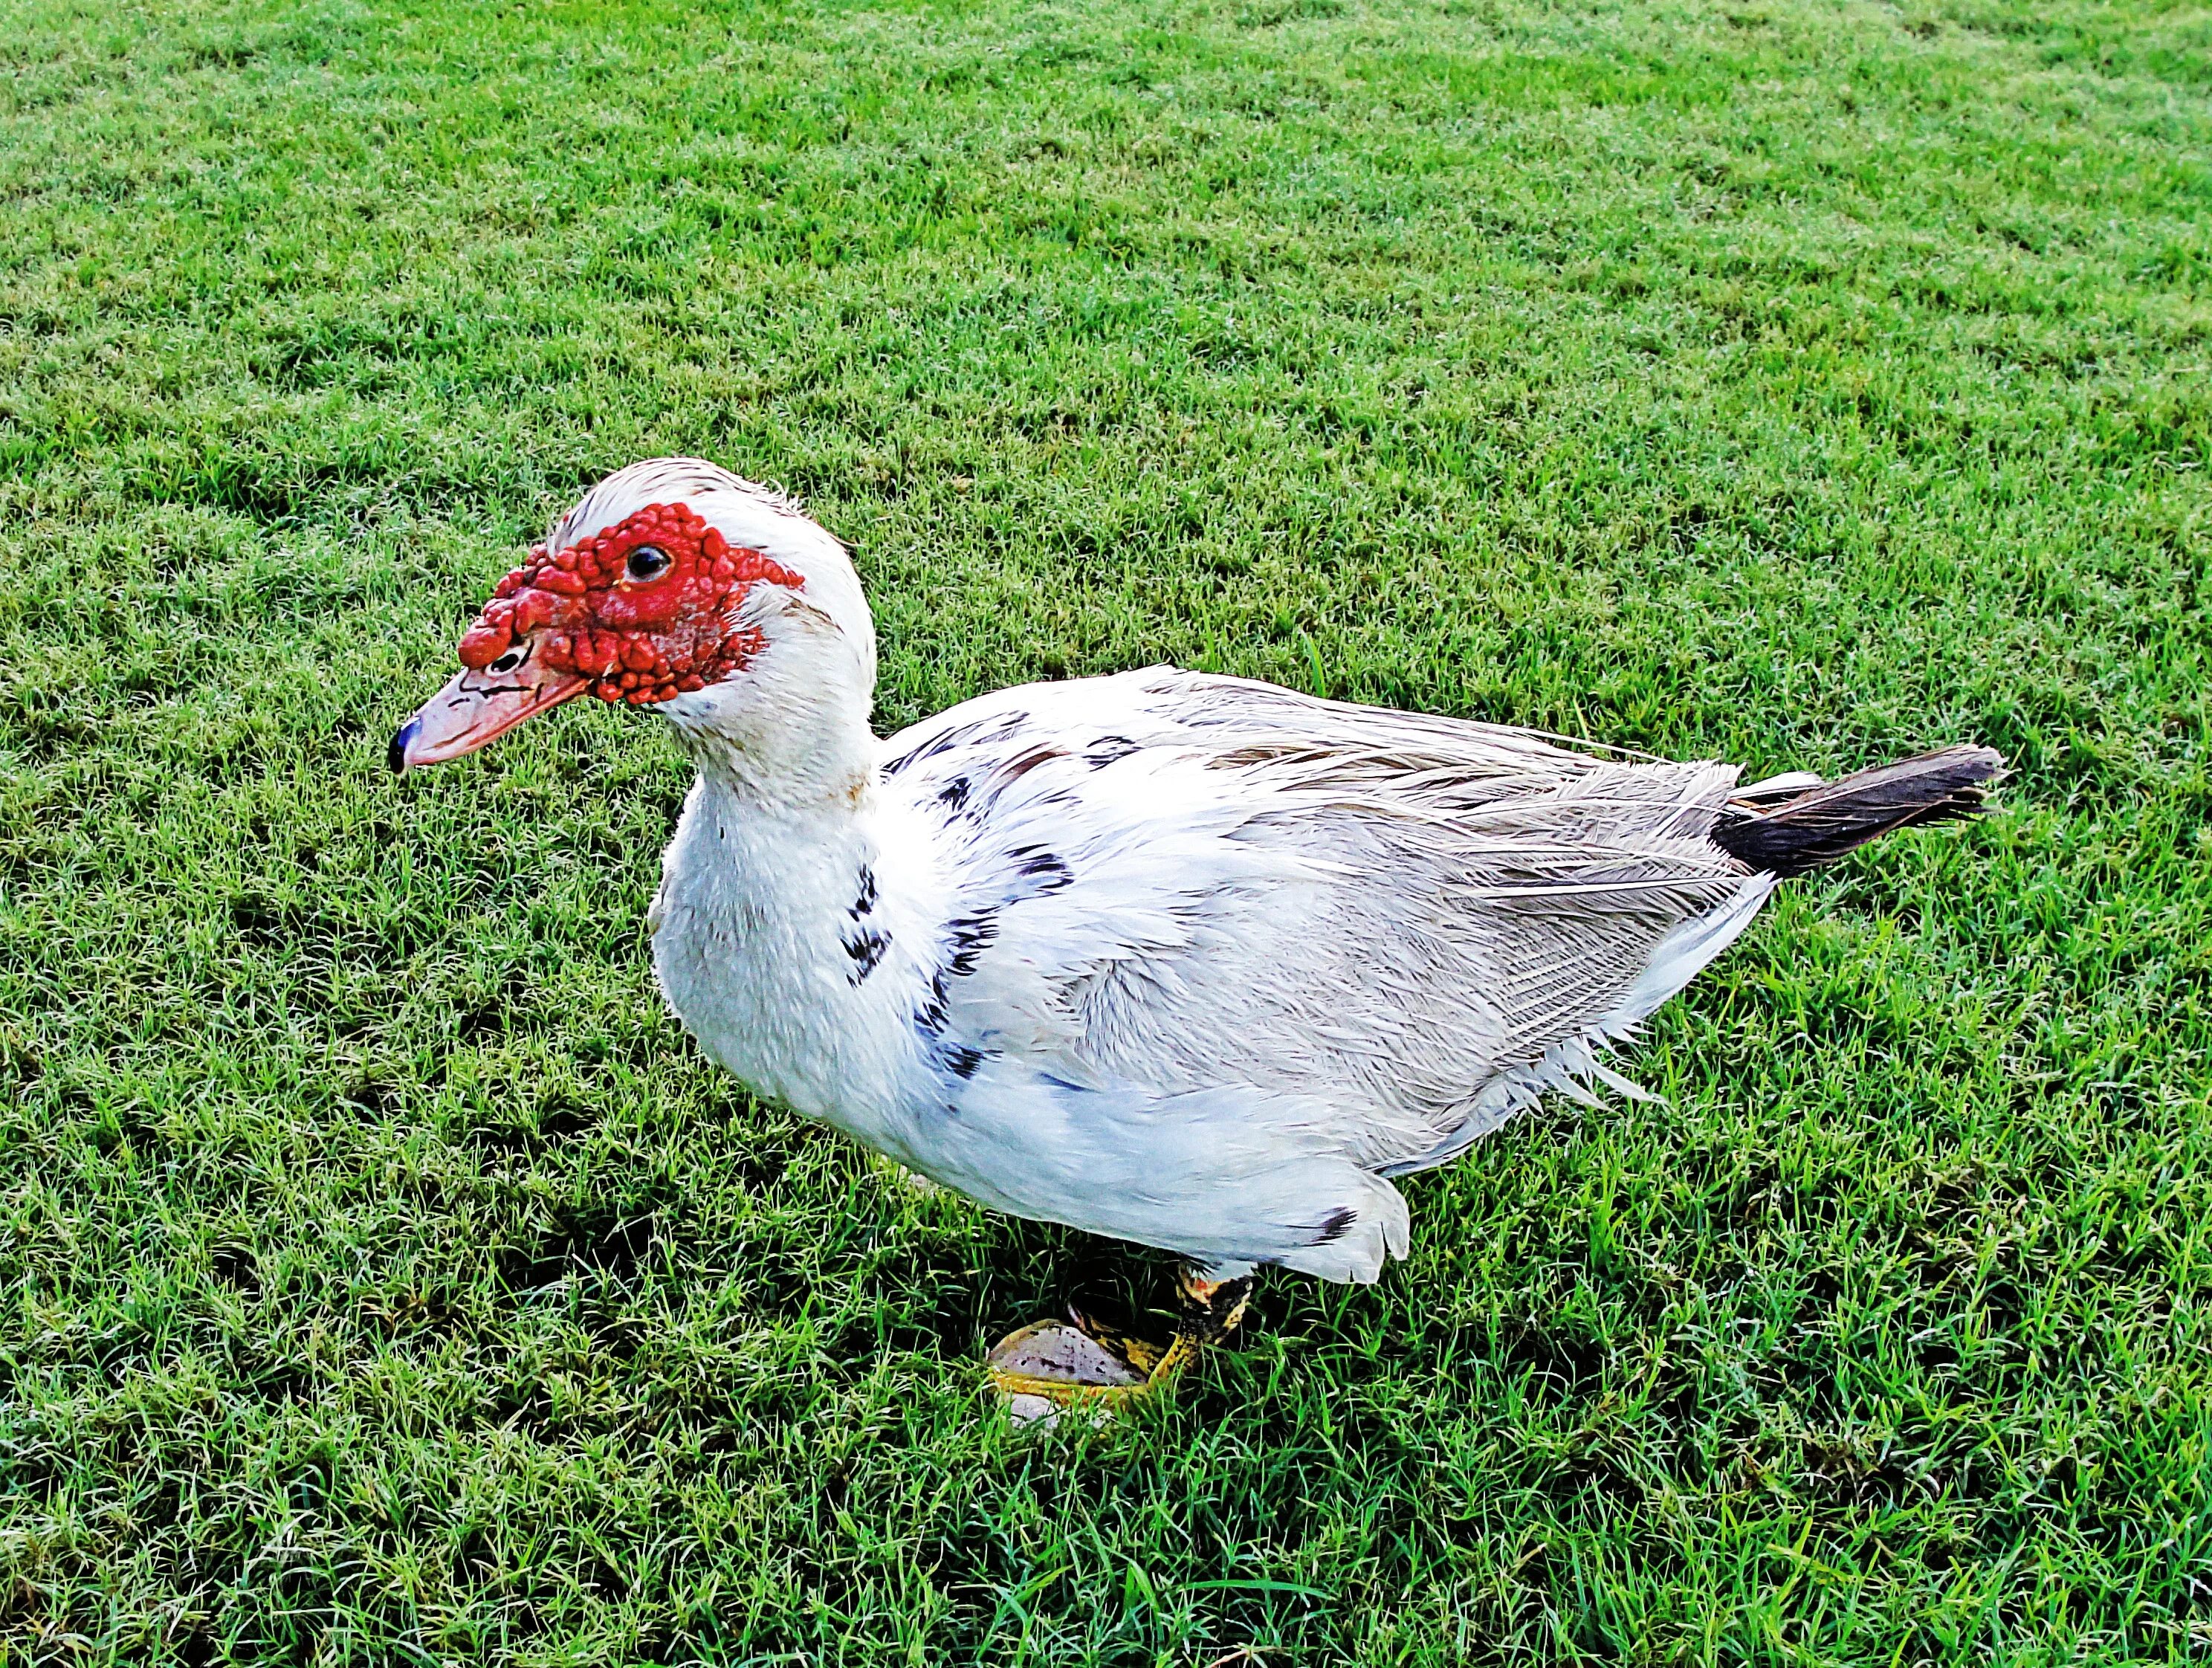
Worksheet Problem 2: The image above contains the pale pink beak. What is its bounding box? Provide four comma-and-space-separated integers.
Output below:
389, 638, 589, 772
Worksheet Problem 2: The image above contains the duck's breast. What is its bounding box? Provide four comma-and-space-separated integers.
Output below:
647, 774, 934, 1142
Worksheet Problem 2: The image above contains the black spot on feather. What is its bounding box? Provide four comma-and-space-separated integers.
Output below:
844, 926, 889, 985
884, 720, 977, 778
1313, 1207, 1356, 1245
940, 1044, 986, 1080
1007, 846, 1073, 893
942, 912, 999, 980
1084, 735, 1140, 769
912, 992, 948, 1041
885, 709, 1030, 778
913, 909, 1000, 1043
849, 864, 878, 919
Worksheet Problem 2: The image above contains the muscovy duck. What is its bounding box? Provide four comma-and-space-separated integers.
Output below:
392, 457, 2002, 1419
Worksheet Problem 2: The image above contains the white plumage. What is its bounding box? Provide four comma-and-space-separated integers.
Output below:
610, 460, 1778, 1284
397, 458, 1999, 1348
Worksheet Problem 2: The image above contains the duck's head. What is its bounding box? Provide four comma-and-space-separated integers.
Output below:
392, 458, 876, 796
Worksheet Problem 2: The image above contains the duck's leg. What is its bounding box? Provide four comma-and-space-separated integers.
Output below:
986, 1261, 1256, 1423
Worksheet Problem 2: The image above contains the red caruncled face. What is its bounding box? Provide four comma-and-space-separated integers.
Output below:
457, 502, 805, 705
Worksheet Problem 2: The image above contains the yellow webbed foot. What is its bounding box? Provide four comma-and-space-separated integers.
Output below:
985, 1316, 1195, 1425
983, 1265, 1253, 1425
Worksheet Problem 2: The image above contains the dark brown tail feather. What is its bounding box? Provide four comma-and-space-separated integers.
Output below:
1712, 744, 2005, 879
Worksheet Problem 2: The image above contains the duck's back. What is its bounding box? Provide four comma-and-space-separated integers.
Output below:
877, 667, 1771, 1188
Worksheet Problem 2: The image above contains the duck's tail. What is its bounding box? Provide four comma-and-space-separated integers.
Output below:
1712, 744, 2005, 879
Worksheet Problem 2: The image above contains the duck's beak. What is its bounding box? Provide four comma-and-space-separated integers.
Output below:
389, 640, 589, 772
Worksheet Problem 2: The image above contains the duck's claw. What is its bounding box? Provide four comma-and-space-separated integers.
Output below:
1175, 1267, 1255, 1341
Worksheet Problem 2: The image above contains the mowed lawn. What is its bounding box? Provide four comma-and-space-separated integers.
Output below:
2, 0, 2208, 1659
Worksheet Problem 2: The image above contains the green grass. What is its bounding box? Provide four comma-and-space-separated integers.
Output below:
1, 0, 2208, 1658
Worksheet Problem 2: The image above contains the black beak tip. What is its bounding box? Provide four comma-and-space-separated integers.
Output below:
388, 718, 418, 775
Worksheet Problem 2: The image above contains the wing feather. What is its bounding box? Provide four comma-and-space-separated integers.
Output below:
881, 667, 1764, 1173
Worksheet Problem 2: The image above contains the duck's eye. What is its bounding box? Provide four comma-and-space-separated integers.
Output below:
625, 545, 671, 581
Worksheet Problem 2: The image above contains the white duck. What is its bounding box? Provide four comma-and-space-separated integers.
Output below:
392, 458, 2001, 1417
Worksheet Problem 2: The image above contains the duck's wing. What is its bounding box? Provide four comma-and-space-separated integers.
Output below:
879, 667, 1769, 1181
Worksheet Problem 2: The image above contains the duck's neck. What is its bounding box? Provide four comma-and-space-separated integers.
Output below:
648, 653, 949, 1142
659, 629, 880, 814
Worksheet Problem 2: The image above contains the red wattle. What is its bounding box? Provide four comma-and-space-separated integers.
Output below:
458, 625, 509, 669
453, 501, 806, 705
